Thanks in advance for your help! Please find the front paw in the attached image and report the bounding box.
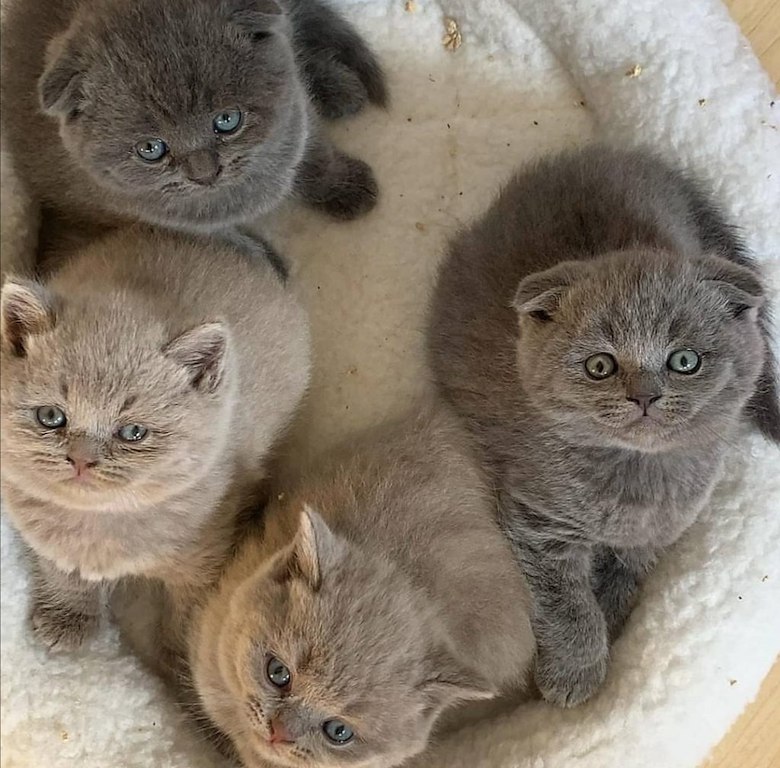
[308,62,368,119]
[312,155,378,220]
[535,647,609,708]
[30,603,99,652]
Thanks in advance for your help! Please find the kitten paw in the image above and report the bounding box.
[30,604,99,651]
[313,156,378,220]
[534,650,608,708]
[308,63,369,120]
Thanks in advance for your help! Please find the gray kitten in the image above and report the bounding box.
[427,145,779,708]
[115,404,535,768]
[1,0,385,237]
[0,224,310,651]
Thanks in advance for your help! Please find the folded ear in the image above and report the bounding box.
[1,279,57,357]
[227,0,285,39]
[163,322,229,394]
[694,254,765,319]
[420,647,496,713]
[512,262,587,322]
[39,36,85,117]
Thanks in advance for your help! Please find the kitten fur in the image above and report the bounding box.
[0,0,385,238]
[0,225,311,651]
[179,403,535,768]
[427,145,779,708]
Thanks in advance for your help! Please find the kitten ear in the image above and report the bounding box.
[1,279,57,357]
[163,322,230,394]
[39,37,85,117]
[695,254,765,319]
[286,506,340,590]
[227,0,284,38]
[512,262,585,322]
[420,648,496,710]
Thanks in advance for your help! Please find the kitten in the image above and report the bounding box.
[0,224,311,651]
[118,404,534,768]
[1,0,385,238]
[427,145,779,708]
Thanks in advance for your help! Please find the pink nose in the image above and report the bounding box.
[268,718,294,745]
[66,455,98,476]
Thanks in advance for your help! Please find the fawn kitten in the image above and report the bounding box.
[427,145,779,708]
[1,0,386,236]
[122,404,533,768]
[0,225,310,651]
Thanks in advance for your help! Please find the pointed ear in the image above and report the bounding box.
[163,322,229,394]
[227,0,285,39]
[39,37,85,117]
[512,262,586,322]
[284,506,342,590]
[694,254,765,319]
[1,279,57,357]
[420,648,496,711]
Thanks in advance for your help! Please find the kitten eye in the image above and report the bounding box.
[213,109,242,134]
[36,406,67,429]
[322,719,354,745]
[667,349,701,374]
[117,424,148,443]
[266,656,291,688]
[135,138,168,162]
[584,353,617,380]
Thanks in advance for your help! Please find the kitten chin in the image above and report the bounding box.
[185,404,534,768]
[0,224,311,651]
[1,0,386,243]
[427,144,777,708]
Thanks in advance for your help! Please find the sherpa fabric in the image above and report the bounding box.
[1,1,779,767]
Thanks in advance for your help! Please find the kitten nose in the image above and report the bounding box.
[626,393,662,415]
[268,717,294,745]
[66,455,98,475]
[183,150,222,185]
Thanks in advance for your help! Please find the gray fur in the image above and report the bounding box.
[1,0,385,239]
[427,145,778,707]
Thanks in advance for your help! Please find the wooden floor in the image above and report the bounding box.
[703,4,779,767]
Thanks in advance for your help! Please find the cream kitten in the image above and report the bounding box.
[0,225,310,651]
[187,404,535,768]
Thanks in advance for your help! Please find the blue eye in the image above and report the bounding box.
[266,656,291,688]
[135,138,168,162]
[213,109,242,134]
[117,424,148,443]
[36,406,67,429]
[667,349,700,374]
[322,719,354,745]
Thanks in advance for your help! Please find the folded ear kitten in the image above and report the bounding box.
[427,144,779,708]
[1,0,385,241]
[185,404,534,768]
[0,224,311,652]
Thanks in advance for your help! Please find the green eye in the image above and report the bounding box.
[322,719,354,745]
[135,138,168,162]
[213,109,242,134]
[117,424,148,443]
[266,656,291,688]
[584,353,617,380]
[36,406,67,429]
[667,349,700,374]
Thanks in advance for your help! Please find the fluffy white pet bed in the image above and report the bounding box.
[2,1,779,766]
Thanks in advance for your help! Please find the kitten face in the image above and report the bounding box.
[512,250,766,452]
[1,282,233,511]
[40,0,308,230]
[195,509,492,768]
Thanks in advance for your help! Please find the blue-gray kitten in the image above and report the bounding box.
[1,0,386,235]
[427,145,779,707]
